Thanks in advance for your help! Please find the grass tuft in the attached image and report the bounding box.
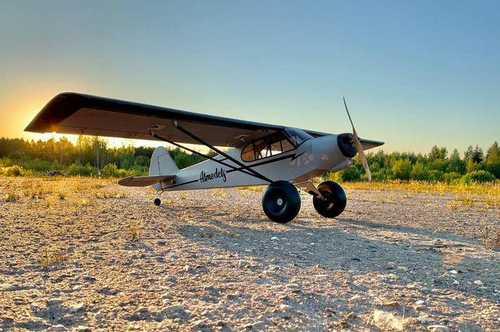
[128,221,144,241]
[4,192,19,202]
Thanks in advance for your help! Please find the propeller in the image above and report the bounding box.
[342,97,372,181]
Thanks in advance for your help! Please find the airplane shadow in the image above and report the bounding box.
[177,217,499,303]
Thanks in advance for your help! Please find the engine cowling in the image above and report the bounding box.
[337,133,357,158]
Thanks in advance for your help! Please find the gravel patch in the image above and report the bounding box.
[0,178,498,331]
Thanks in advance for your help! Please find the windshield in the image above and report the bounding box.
[241,132,294,162]
[284,128,313,146]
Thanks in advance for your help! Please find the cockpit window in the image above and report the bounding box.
[284,128,313,146]
[241,132,295,162]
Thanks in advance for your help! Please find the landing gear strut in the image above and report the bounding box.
[262,181,301,223]
[313,181,346,218]
[154,198,161,206]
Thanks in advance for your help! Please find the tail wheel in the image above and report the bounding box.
[262,181,301,224]
[313,181,346,218]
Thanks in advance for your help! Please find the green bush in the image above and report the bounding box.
[22,159,59,173]
[410,162,429,181]
[428,170,444,182]
[101,163,136,177]
[340,166,363,182]
[392,159,412,180]
[101,163,120,177]
[461,170,496,184]
[442,172,462,183]
[4,165,24,176]
[66,163,96,176]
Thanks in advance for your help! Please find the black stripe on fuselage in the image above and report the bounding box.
[166,179,198,189]
[166,152,304,189]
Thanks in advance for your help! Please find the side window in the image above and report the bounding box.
[241,143,254,161]
[241,135,295,162]
[281,139,294,152]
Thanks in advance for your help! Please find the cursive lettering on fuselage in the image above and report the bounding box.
[199,168,227,183]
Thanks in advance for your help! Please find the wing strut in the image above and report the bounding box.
[150,125,273,183]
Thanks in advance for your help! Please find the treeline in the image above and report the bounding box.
[0,137,499,183]
[0,137,204,177]
[333,143,499,183]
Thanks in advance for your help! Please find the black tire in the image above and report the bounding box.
[154,198,161,206]
[262,181,301,224]
[313,181,346,218]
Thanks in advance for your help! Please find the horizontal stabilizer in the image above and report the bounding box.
[359,138,384,151]
[118,175,175,187]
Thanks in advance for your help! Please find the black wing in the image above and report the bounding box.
[26,92,331,147]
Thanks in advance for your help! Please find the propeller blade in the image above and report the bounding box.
[342,97,372,181]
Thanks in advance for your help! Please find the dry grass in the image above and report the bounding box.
[371,309,414,331]
[128,221,144,241]
[4,192,18,202]
[39,246,67,268]
[0,177,121,203]
[342,180,499,197]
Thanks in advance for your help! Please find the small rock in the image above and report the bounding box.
[448,269,458,274]
[473,280,483,286]
[270,236,279,241]
[415,300,425,305]
[417,314,433,324]
[98,287,119,296]
[287,283,301,293]
[386,273,399,280]
[382,300,400,308]
[68,303,85,313]
[164,304,190,321]
[245,321,265,330]
[157,240,167,246]
[47,325,67,332]
[427,325,450,332]
[75,326,91,332]
[279,304,289,311]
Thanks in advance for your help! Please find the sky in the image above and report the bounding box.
[0,0,499,153]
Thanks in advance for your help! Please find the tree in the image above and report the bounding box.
[429,146,447,160]
[485,141,500,178]
[448,149,466,174]
[392,159,412,180]
[471,145,484,164]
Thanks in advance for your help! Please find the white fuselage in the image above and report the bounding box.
[161,134,352,191]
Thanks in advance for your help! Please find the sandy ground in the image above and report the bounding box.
[0,177,499,331]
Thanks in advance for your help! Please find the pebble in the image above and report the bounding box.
[427,325,450,332]
[473,280,483,286]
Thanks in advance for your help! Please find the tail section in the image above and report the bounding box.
[149,146,178,176]
[118,147,178,188]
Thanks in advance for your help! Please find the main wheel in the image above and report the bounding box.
[313,181,346,218]
[154,198,161,206]
[262,181,301,223]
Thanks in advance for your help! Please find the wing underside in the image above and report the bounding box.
[26,93,330,147]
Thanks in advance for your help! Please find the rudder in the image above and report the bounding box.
[149,147,178,176]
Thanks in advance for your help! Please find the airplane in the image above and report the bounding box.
[26,93,383,223]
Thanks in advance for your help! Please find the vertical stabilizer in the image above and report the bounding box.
[149,147,178,176]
